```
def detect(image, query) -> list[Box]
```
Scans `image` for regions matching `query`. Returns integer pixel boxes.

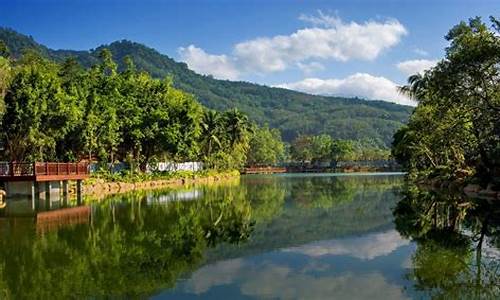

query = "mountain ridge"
[0,27,413,145]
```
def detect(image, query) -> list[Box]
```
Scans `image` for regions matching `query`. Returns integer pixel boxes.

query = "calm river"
[0,173,498,299]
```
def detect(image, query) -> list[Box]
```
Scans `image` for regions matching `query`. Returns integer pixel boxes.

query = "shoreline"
[83,171,239,199]
[82,170,404,199]
[413,177,500,200]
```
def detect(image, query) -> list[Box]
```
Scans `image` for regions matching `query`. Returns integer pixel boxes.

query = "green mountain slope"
[0,27,413,145]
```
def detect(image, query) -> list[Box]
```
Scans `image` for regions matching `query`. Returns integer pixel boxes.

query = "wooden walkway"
[0,162,89,182]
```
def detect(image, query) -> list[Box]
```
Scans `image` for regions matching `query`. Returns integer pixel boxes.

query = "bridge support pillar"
[62,180,69,205]
[31,181,40,210]
[45,182,52,209]
[76,180,82,204]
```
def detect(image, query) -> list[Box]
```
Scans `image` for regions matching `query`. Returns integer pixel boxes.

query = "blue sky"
[1,0,497,105]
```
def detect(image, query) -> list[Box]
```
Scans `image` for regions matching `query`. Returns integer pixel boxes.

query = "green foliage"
[393,17,500,182]
[0,27,412,147]
[0,56,10,116]
[0,48,257,169]
[246,125,285,166]
[290,134,390,164]
[0,183,253,298]
[394,185,500,299]
[201,109,254,170]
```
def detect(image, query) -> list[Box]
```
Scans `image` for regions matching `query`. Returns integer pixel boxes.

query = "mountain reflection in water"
[0,174,498,299]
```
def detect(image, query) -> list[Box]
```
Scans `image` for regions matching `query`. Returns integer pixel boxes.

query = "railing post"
[9,162,13,176]
[33,162,36,176]
[45,163,49,176]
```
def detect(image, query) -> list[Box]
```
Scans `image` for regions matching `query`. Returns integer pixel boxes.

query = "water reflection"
[393,185,500,299]
[0,174,498,299]
[0,184,253,299]
[284,229,410,260]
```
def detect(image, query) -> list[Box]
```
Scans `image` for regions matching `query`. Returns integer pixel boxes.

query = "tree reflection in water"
[394,185,500,299]
[0,184,254,299]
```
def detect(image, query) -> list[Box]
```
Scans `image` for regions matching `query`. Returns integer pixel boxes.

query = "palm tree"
[398,74,427,101]
[200,110,222,157]
[222,108,253,147]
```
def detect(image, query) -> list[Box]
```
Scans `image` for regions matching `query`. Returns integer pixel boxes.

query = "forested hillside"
[0,27,413,146]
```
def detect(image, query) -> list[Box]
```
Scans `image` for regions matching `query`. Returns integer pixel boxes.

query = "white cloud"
[179,13,407,77]
[396,59,438,76]
[283,230,410,260]
[185,259,409,300]
[297,61,325,74]
[276,73,416,106]
[178,45,240,80]
[234,16,407,73]
[413,48,429,56]
[186,258,245,294]
[298,10,343,28]
[240,269,409,300]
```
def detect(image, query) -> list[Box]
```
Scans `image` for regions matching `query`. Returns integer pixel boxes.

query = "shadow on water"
[393,185,500,299]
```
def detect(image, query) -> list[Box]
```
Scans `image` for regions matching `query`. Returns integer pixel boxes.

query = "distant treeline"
[0,44,392,170]
[0,27,413,146]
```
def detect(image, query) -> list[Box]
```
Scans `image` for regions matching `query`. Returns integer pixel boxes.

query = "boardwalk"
[0,162,89,182]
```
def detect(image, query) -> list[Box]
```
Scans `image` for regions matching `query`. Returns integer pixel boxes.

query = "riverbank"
[413,176,500,200]
[83,170,239,199]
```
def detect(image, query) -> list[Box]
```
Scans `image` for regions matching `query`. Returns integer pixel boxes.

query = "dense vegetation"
[392,17,500,184]
[0,46,285,170]
[290,134,390,165]
[0,27,413,147]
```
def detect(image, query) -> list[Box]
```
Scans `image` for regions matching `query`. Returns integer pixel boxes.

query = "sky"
[1,0,497,105]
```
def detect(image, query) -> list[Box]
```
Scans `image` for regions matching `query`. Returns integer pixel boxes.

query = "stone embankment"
[83,172,238,199]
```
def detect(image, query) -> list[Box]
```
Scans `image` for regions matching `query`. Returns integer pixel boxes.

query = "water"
[0,173,498,299]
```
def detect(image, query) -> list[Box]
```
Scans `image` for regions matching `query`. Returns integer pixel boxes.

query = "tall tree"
[393,16,500,182]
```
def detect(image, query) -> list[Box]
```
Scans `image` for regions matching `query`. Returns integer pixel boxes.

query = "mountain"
[0,27,413,146]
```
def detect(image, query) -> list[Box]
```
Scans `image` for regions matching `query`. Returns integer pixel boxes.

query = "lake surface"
[0,173,498,299]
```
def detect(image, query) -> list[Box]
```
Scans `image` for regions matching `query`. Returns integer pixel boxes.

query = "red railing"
[0,162,89,177]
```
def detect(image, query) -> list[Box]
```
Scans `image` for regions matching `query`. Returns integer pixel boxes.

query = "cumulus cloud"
[234,15,407,73]
[396,59,438,76]
[240,269,409,300]
[283,230,410,260]
[186,258,245,294]
[184,259,409,300]
[178,45,240,80]
[297,61,325,74]
[179,13,407,77]
[276,73,416,106]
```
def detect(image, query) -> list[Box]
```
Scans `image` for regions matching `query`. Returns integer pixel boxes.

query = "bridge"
[0,162,89,182]
[0,162,89,202]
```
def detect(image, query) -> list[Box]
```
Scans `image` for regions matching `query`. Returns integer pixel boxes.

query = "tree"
[1,52,77,161]
[290,134,314,164]
[0,40,9,58]
[200,109,222,159]
[393,16,500,182]
[223,108,252,147]
[246,125,285,166]
[311,134,334,163]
